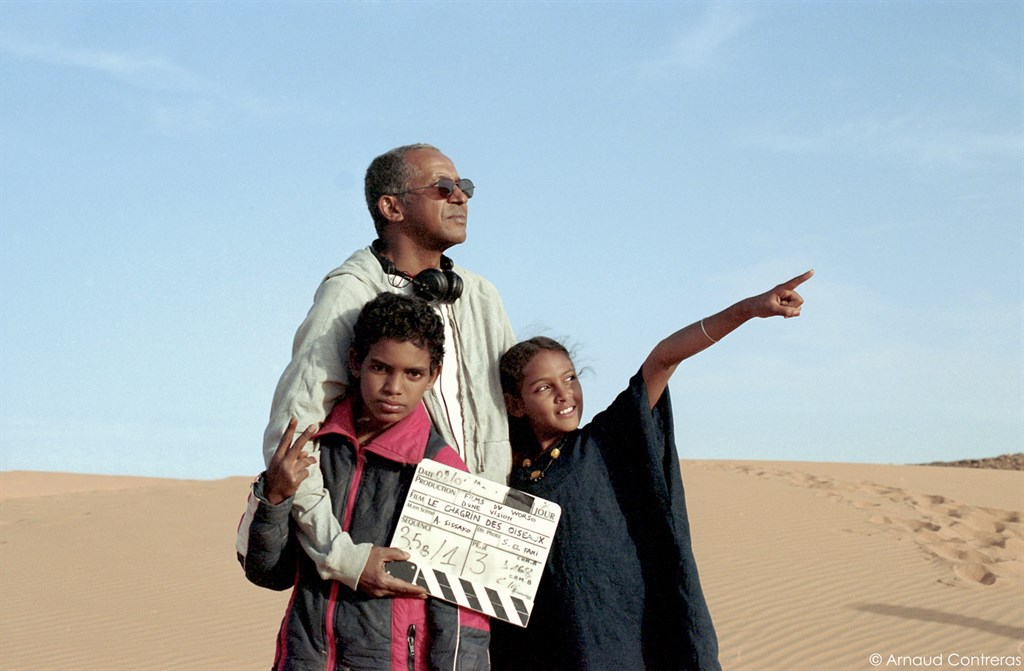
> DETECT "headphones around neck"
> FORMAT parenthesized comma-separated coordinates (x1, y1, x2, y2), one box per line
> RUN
(370, 242, 464, 304)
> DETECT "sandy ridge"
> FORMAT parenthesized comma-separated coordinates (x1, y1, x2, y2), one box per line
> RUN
(706, 462, 1023, 589)
(1, 464, 1021, 671)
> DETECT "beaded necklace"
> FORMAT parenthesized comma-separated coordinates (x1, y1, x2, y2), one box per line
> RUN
(520, 436, 568, 482)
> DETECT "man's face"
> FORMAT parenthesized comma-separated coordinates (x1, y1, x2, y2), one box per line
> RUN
(394, 149, 469, 252)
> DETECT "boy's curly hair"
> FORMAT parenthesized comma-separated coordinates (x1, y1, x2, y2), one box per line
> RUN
(351, 293, 445, 371)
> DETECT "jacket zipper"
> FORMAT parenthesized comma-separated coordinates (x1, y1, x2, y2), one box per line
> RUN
(342, 445, 366, 531)
(407, 624, 416, 671)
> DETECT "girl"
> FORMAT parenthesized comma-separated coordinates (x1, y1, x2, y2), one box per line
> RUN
(490, 270, 813, 671)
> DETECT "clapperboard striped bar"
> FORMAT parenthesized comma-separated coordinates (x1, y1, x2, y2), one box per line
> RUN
(387, 561, 533, 627)
(389, 459, 561, 627)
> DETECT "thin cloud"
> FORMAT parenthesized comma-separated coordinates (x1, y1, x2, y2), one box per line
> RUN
(2, 38, 207, 94)
(641, 4, 757, 77)
(1, 36, 303, 132)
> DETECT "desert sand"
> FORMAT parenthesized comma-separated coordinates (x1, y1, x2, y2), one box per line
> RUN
(1, 461, 1021, 671)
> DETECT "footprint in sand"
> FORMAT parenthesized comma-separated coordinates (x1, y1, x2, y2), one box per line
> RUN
(892, 517, 941, 533)
(931, 544, 993, 564)
(953, 562, 997, 585)
(961, 510, 1007, 534)
(723, 464, 1022, 589)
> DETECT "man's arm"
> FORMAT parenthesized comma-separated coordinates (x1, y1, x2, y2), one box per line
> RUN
(261, 273, 376, 588)
(261, 270, 427, 595)
(641, 270, 813, 409)
(262, 274, 373, 466)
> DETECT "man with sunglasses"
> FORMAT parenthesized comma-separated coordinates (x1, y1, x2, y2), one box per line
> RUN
(243, 144, 516, 600)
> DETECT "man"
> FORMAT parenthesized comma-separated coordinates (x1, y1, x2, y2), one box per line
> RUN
(247, 144, 516, 597)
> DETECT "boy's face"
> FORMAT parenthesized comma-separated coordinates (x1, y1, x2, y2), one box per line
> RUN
(349, 338, 439, 437)
(506, 349, 583, 449)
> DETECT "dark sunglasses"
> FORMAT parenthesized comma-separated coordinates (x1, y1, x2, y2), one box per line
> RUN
(395, 177, 474, 200)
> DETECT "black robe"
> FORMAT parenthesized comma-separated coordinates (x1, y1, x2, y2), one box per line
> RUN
(491, 371, 721, 671)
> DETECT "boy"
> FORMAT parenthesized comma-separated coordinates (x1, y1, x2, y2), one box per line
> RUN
(237, 293, 490, 671)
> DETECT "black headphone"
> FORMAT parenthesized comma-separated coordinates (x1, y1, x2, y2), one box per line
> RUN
(370, 241, 464, 304)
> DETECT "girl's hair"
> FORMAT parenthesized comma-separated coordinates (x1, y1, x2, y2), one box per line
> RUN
(351, 292, 445, 371)
(499, 336, 572, 397)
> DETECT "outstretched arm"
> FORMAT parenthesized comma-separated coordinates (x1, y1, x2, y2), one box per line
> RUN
(641, 269, 813, 408)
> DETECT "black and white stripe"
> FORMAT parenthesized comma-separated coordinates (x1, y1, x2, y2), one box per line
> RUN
(409, 562, 531, 627)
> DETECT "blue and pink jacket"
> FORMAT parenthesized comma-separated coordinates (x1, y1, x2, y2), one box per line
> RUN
(239, 397, 490, 670)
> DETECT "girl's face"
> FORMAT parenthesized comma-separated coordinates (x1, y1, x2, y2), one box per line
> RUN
(507, 349, 583, 450)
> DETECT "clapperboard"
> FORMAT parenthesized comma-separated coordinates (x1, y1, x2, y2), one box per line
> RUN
(387, 459, 561, 627)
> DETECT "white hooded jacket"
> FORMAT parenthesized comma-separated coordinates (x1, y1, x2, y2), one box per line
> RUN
(250, 245, 516, 587)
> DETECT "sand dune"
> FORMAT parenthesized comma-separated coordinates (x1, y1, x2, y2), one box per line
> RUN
(1, 463, 1021, 670)
(683, 462, 1022, 670)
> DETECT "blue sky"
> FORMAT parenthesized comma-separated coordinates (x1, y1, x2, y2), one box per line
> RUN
(1, 1, 1021, 479)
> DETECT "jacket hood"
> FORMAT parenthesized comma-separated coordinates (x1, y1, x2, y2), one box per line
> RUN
(314, 396, 434, 465)
(324, 244, 475, 285)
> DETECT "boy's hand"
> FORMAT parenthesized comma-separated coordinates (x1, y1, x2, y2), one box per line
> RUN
(358, 547, 428, 599)
(745, 269, 814, 319)
(264, 417, 318, 505)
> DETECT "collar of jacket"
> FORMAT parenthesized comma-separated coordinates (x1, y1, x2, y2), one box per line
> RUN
(313, 396, 433, 465)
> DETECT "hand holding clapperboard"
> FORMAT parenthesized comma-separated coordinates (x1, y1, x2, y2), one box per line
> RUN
(386, 459, 561, 627)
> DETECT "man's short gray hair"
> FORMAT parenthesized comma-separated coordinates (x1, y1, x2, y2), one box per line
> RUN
(365, 143, 440, 236)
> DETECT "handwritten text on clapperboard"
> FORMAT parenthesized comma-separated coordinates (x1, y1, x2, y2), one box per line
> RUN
(390, 459, 561, 626)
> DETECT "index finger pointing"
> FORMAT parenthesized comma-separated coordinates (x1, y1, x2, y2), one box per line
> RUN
(781, 269, 814, 291)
